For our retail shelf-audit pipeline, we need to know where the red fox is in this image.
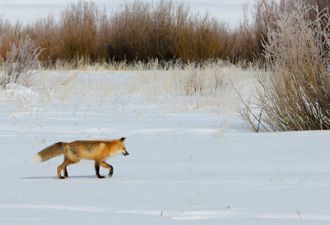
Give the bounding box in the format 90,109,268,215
34,137,129,179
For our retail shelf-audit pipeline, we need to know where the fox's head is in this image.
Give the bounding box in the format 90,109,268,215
117,137,129,156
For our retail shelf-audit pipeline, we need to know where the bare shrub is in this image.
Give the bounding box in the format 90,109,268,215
60,1,98,62
239,97,268,132
4,0,327,67
107,1,155,62
0,17,22,61
94,10,111,62
0,0,280,66
229,22,259,64
173,2,231,63
0,0,282,66
107,0,228,63
25,17,63,67
281,0,330,12
242,3,330,131
0,39,42,88
229,0,280,64
254,0,280,56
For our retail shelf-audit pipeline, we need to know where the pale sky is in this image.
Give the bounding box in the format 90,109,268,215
0,0,252,26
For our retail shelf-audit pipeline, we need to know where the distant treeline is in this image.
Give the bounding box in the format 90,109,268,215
0,0,328,66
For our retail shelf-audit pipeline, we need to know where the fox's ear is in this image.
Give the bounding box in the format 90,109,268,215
120,137,126,142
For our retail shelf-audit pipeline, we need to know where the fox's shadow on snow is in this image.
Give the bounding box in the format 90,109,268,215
22,175,107,180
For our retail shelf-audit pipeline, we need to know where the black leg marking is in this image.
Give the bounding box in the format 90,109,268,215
64,166,69,178
95,162,105,179
99,161,113,178
108,165,114,177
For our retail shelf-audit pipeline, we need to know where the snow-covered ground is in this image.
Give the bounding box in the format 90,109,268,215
0,68,329,224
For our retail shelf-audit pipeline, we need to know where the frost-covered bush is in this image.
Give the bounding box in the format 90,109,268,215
0,39,42,88
242,3,330,131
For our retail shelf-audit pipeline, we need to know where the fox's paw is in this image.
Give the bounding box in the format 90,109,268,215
97,175,105,179
58,176,66,179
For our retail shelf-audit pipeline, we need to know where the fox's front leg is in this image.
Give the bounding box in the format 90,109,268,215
94,161,114,178
100,161,114,177
95,161,105,179
95,161,104,178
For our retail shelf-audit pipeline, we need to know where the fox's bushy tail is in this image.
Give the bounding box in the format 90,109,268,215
33,142,66,162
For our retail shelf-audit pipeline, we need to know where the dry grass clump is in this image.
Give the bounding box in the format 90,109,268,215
242,3,330,131
180,67,224,96
124,61,237,101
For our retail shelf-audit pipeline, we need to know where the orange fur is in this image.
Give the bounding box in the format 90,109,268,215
34,137,129,179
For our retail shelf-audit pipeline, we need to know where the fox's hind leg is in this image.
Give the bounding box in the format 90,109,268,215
57,159,79,179
57,162,66,179
64,166,69,178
